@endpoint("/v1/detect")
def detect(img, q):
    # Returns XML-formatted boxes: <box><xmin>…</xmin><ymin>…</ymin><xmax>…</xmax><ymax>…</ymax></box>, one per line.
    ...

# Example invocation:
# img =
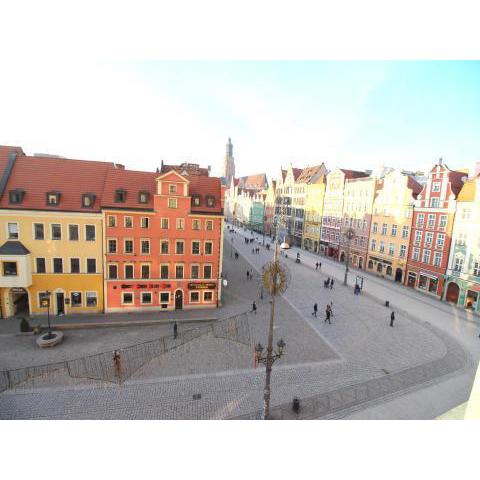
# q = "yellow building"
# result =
<box><xmin>303</xmin><ymin>175</ymin><xmax>326</xmax><ymax>253</ymax></box>
<box><xmin>366</xmin><ymin>170</ymin><xmax>423</xmax><ymax>283</ymax></box>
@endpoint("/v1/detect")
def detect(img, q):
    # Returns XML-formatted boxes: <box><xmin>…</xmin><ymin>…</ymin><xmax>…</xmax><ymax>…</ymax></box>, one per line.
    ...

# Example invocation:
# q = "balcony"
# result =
<box><xmin>0</xmin><ymin>241</ymin><xmax>32</xmax><ymax>288</ymax></box>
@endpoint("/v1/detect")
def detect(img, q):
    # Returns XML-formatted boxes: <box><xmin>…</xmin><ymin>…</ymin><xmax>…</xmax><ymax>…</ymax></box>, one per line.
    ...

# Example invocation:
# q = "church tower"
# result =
<box><xmin>223</xmin><ymin>137</ymin><xmax>235</xmax><ymax>186</ymax></box>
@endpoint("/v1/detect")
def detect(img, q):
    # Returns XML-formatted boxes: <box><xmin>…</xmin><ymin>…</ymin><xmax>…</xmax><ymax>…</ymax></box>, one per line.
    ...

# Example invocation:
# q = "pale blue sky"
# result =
<box><xmin>1</xmin><ymin>61</ymin><xmax>479</xmax><ymax>179</ymax></box>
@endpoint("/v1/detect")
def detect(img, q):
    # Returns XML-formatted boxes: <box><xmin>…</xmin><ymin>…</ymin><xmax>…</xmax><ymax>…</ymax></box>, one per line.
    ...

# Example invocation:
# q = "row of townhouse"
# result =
<box><xmin>224</xmin><ymin>159</ymin><xmax>480</xmax><ymax>314</ymax></box>
<box><xmin>0</xmin><ymin>146</ymin><xmax>224</xmax><ymax>319</ymax></box>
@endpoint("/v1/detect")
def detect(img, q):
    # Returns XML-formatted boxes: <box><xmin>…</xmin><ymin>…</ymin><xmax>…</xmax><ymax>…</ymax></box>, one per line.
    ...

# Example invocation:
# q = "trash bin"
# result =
<box><xmin>385</xmin><ymin>300</ymin><xmax>390</xmax><ymax>307</ymax></box>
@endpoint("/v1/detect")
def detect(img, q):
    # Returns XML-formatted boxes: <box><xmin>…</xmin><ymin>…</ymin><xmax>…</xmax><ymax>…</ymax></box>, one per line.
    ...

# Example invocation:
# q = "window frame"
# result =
<box><xmin>70</xmin><ymin>257</ymin><xmax>80</xmax><ymax>274</ymax></box>
<box><xmin>85</xmin><ymin>224</ymin><xmax>96</xmax><ymax>241</ymax></box>
<box><xmin>122</xmin><ymin>292</ymin><xmax>134</xmax><ymax>305</ymax></box>
<box><xmin>86</xmin><ymin>258</ymin><xmax>97</xmax><ymax>274</ymax></box>
<box><xmin>33</xmin><ymin>222</ymin><xmax>45</xmax><ymax>240</ymax></box>
<box><xmin>68</xmin><ymin>224</ymin><xmax>79</xmax><ymax>241</ymax></box>
<box><xmin>52</xmin><ymin>257</ymin><xmax>63</xmax><ymax>274</ymax></box>
<box><xmin>36</xmin><ymin>257</ymin><xmax>46</xmax><ymax>273</ymax></box>
<box><xmin>51</xmin><ymin>223</ymin><xmax>62</xmax><ymax>241</ymax></box>
<box><xmin>70</xmin><ymin>291</ymin><xmax>83</xmax><ymax>307</ymax></box>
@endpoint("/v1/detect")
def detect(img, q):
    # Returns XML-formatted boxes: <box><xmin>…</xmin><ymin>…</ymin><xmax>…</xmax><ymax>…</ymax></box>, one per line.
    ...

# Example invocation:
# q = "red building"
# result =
<box><xmin>103</xmin><ymin>168</ymin><xmax>224</xmax><ymax>312</ymax></box>
<box><xmin>405</xmin><ymin>160</ymin><xmax>465</xmax><ymax>298</ymax></box>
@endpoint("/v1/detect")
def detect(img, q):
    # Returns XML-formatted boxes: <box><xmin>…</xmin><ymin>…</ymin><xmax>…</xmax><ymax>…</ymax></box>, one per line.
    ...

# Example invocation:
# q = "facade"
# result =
<box><xmin>405</xmin><ymin>161</ymin><xmax>466</xmax><ymax>298</ymax></box>
<box><xmin>302</xmin><ymin>175</ymin><xmax>326</xmax><ymax>252</ymax></box>
<box><xmin>249</xmin><ymin>193</ymin><xmax>266</xmax><ymax>234</ymax></box>
<box><xmin>444</xmin><ymin>176</ymin><xmax>480</xmax><ymax>313</ymax></box>
<box><xmin>263</xmin><ymin>180</ymin><xmax>276</xmax><ymax>237</ymax></box>
<box><xmin>367</xmin><ymin>170</ymin><xmax>422</xmax><ymax>282</ymax></box>
<box><xmin>320</xmin><ymin>169</ymin><xmax>368</xmax><ymax>258</ymax></box>
<box><xmin>340</xmin><ymin>175</ymin><xmax>381</xmax><ymax>270</ymax></box>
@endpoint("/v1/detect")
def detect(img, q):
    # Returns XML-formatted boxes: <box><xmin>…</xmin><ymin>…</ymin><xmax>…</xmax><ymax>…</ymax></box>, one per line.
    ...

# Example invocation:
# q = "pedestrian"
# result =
<box><xmin>252</xmin><ymin>248</ymin><xmax>255</xmax><ymax>254</ymax></box>
<box><xmin>312</xmin><ymin>303</ymin><xmax>318</xmax><ymax>317</ymax></box>
<box><xmin>319</xmin><ymin>262</ymin><xmax>322</xmax><ymax>270</ymax></box>
<box><xmin>330</xmin><ymin>278</ymin><xmax>334</xmax><ymax>289</ymax></box>
<box><xmin>324</xmin><ymin>304</ymin><xmax>331</xmax><ymax>324</ymax></box>
<box><xmin>247</xmin><ymin>270</ymin><xmax>250</xmax><ymax>280</ymax></box>
<box><xmin>315</xmin><ymin>262</ymin><xmax>319</xmax><ymax>270</ymax></box>
<box><xmin>252</xmin><ymin>301</ymin><xmax>257</xmax><ymax>314</ymax></box>
<box><xmin>325</xmin><ymin>277</ymin><xmax>330</xmax><ymax>288</ymax></box>
<box><xmin>173</xmin><ymin>321</ymin><xmax>178</xmax><ymax>339</ymax></box>
<box><xmin>250</xmin><ymin>269</ymin><xmax>253</xmax><ymax>280</ymax></box>
<box><xmin>390</xmin><ymin>311</ymin><xmax>395</xmax><ymax>327</ymax></box>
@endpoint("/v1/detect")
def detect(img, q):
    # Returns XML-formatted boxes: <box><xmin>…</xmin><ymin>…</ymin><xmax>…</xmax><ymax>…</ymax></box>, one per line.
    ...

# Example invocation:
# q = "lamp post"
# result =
<box><xmin>343</xmin><ymin>227</ymin><xmax>355</xmax><ymax>286</ymax></box>
<box><xmin>45</xmin><ymin>290</ymin><xmax>53</xmax><ymax>339</ymax></box>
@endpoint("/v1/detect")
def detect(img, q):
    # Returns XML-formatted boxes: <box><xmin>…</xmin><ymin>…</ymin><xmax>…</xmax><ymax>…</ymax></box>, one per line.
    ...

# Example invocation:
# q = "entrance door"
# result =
<box><xmin>11</xmin><ymin>289</ymin><xmax>29</xmax><ymax>316</ymax></box>
<box><xmin>175</xmin><ymin>290</ymin><xmax>183</xmax><ymax>310</ymax></box>
<box><xmin>446</xmin><ymin>283</ymin><xmax>460</xmax><ymax>304</ymax></box>
<box><xmin>358</xmin><ymin>257</ymin><xmax>363</xmax><ymax>269</ymax></box>
<box><xmin>56</xmin><ymin>292</ymin><xmax>65</xmax><ymax>315</ymax></box>
<box><xmin>395</xmin><ymin>268</ymin><xmax>403</xmax><ymax>282</ymax></box>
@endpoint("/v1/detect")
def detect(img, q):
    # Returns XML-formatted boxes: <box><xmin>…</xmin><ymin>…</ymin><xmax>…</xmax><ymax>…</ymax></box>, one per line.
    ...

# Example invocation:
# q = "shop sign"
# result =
<box><xmin>188</xmin><ymin>283</ymin><xmax>216</xmax><ymax>290</ymax></box>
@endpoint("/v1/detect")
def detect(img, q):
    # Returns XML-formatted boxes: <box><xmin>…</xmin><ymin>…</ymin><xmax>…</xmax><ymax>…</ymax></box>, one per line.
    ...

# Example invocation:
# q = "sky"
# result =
<box><xmin>1</xmin><ymin>61</ymin><xmax>479</xmax><ymax>180</ymax></box>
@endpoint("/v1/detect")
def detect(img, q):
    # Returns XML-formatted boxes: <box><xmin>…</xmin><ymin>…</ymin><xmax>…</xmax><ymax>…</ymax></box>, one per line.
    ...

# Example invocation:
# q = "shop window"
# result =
<box><xmin>160</xmin><ymin>292</ymin><xmax>170</xmax><ymax>304</ymax></box>
<box><xmin>141</xmin><ymin>292</ymin><xmax>152</xmax><ymax>304</ymax></box>
<box><xmin>86</xmin><ymin>292</ymin><xmax>98</xmax><ymax>307</ymax></box>
<box><xmin>122</xmin><ymin>292</ymin><xmax>133</xmax><ymax>304</ymax></box>
<box><xmin>190</xmin><ymin>291</ymin><xmax>200</xmax><ymax>303</ymax></box>
<box><xmin>203</xmin><ymin>291</ymin><xmax>213</xmax><ymax>302</ymax></box>
<box><xmin>71</xmin><ymin>291</ymin><xmax>82</xmax><ymax>307</ymax></box>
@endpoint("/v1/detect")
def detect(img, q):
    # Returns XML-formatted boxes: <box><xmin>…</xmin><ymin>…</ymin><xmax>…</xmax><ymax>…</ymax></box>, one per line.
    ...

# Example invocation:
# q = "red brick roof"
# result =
<box><xmin>292</xmin><ymin>168</ymin><xmax>303</xmax><ymax>180</ymax></box>
<box><xmin>295</xmin><ymin>165</ymin><xmax>324</xmax><ymax>184</ymax></box>
<box><xmin>340</xmin><ymin>169</ymin><xmax>369</xmax><ymax>179</ymax></box>
<box><xmin>406</xmin><ymin>175</ymin><xmax>423</xmax><ymax>197</ymax></box>
<box><xmin>239</xmin><ymin>173</ymin><xmax>267</xmax><ymax>190</ymax></box>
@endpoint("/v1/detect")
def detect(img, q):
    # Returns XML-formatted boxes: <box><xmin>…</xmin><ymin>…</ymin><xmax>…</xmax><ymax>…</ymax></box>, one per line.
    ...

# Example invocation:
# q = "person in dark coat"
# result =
<box><xmin>315</xmin><ymin>262</ymin><xmax>319</xmax><ymax>270</ymax></box>
<box><xmin>325</xmin><ymin>304</ymin><xmax>331</xmax><ymax>324</ymax></box>
<box><xmin>330</xmin><ymin>278</ymin><xmax>334</xmax><ymax>289</ymax></box>
<box><xmin>319</xmin><ymin>262</ymin><xmax>322</xmax><ymax>270</ymax></box>
<box><xmin>312</xmin><ymin>303</ymin><xmax>318</xmax><ymax>317</ymax></box>
<box><xmin>247</xmin><ymin>270</ymin><xmax>250</xmax><ymax>280</ymax></box>
<box><xmin>173</xmin><ymin>321</ymin><xmax>178</xmax><ymax>339</ymax></box>
<box><xmin>390</xmin><ymin>311</ymin><xmax>395</xmax><ymax>327</ymax></box>
<box><xmin>252</xmin><ymin>301</ymin><xmax>257</xmax><ymax>314</ymax></box>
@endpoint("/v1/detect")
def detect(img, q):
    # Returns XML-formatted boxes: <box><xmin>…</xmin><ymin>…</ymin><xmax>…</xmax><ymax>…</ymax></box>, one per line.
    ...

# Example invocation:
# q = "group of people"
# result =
<box><xmin>252</xmin><ymin>246</ymin><xmax>261</xmax><ymax>254</ymax></box>
<box><xmin>246</xmin><ymin>269</ymin><xmax>254</xmax><ymax>281</ymax></box>
<box><xmin>312</xmin><ymin>302</ymin><xmax>334</xmax><ymax>324</ymax></box>
<box><xmin>323</xmin><ymin>277</ymin><xmax>334</xmax><ymax>289</ymax></box>
<box><xmin>315</xmin><ymin>262</ymin><xmax>322</xmax><ymax>270</ymax></box>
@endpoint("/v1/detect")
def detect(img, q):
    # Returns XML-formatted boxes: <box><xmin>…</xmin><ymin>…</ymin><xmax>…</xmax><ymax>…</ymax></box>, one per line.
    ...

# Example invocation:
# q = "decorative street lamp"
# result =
<box><xmin>343</xmin><ymin>227</ymin><xmax>355</xmax><ymax>286</ymax></box>
<box><xmin>255</xmin><ymin>338</ymin><xmax>286</xmax><ymax>365</ymax></box>
<box><xmin>42</xmin><ymin>290</ymin><xmax>54</xmax><ymax>340</ymax></box>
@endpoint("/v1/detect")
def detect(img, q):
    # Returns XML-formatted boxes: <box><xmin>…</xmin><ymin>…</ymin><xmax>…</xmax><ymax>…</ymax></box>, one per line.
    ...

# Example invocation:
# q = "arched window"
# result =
<box><xmin>368</xmin><ymin>260</ymin><xmax>373</xmax><ymax>269</ymax></box>
<box><xmin>386</xmin><ymin>266</ymin><xmax>392</xmax><ymax>276</ymax></box>
<box><xmin>377</xmin><ymin>263</ymin><xmax>383</xmax><ymax>273</ymax></box>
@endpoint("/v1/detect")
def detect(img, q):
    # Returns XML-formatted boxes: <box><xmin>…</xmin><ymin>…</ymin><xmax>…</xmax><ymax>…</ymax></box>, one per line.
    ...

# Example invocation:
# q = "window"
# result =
<box><xmin>414</xmin><ymin>230</ymin><xmax>422</xmax><ymax>244</ymax></box>
<box><xmin>3</xmin><ymin>262</ymin><xmax>17</xmax><ymax>276</ymax></box>
<box><xmin>36</xmin><ymin>257</ymin><xmax>46</xmax><ymax>273</ymax></box>
<box><xmin>422</xmin><ymin>249</ymin><xmax>431</xmax><ymax>264</ymax></box>
<box><xmin>439</xmin><ymin>215</ymin><xmax>447</xmax><ymax>229</ymax></box>
<box><xmin>399</xmin><ymin>245</ymin><xmax>407</xmax><ymax>258</ymax></box>
<box><xmin>141</xmin><ymin>239</ymin><xmax>150</xmax><ymax>254</ymax></box>
<box><xmin>82</xmin><ymin>193</ymin><xmax>96</xmax><ymax>208</ymax></box>
<box><xmin>71</xmin><ymin>292</ymin><xmax>82</xmax><ymax>307</ymax></box>
<box><xmin>122</xmin><ymin>292</ymin><xmax>133</xmax><ymax>304</ymax></box>
<box><xmin>431</xmin><ymin>198</ymin><xmax>439</xmax><ymax>208</ymax></box>
<box><xmin>391</xmin><ymin>224</ymin><xmax>397</xmax><ymax>237</ymax></box>
<box><xmin>175</xmin><ymin>265</ymin><xmax>184</xmax><ymax>279</ymax></box>
<box><xmin>381</xmin><ymin>223</ymin><xmax>387</xmax><ymax>235</ymax></box>
<box><xmin>454</xmin><ymin>256</ymin><xmax>464</xmax><ymax>272</ymax></box>
<box><xmin>53</xmin><ymin>258</ymin><xmax>63</xmax><ymax>273</ymax></box>
<box><xmin>160</xmin><ymin>292</ymin><xmax>170</xmax><ymax>304</ymax></box>
<box><xmin>68</xmin><ymin>224</ymin><xmax>78</xmax><ymax>241</ymax></box>
<box><xmin>138</xmin><ymin>191</ymin><xmax>149</xmax><ymax>204</ymax></box>
<box><xmin>373</xmin><ymin>223</ymin><xmax>378</xmax><ymax>234</ymax></box>
<box><xmin>427</xmin><ymin>214</ymin><xmax>435</xmax><ymax>228</ymax></box>
<box><xmin>206</xmin><ymin>196</ymin><xmax>215</xmax><ymax>207</ymax></box>
<box><xmin>160</xmin><ymin>265</ymin><xmax>169</xmax><ymax>279</ymax></box>
<box><xmin>425</xmin><ymin>232</ymin><xmax>433</xmax><ymax>246</ymax></box>
<box><xmin>206</xmin><ymin>220</ymin><xmax>213</xmax><ymax>231</ymax></box>
<box><xmin>417</xmin><ymin>214</ymin><xmax>424</xmax><ymax>227</ymax></box>
<box><xmin>141</xmin><ymin>264</ymin><xmax>150</xmax><ymax>279</ymax></box>
<box><xmin>115</xmin><ymin>189</ymin><xmax>126</xmax><ymax>203</ymax></box>
<box><xmin>141</xmin><ymin>217</ymin><xmax>149</xmax><ymax>229</ymax></box>
<box><xmin>412</xmin><ymin>247</ymin><xmax>420</xmax><ymax>261</ymax></box>
<box><xmin>87</xmin><ymin>258</ymin><xmax>97</xmax><ymax>274</ymax></box>
<box><xmin>190</xmin><ymin>291</ymin><xmax>200</xmax><ymax>303</ymax></box>
<box><xmin>175</xmin><ymin>240</ymin><xmax>184</xmax><ymax>254</ymax></box>
<box><xmin>86</xmin><ymin>292</ymin><xmax>97</xmax><ymax>307</ymax></box>
<box><xmin>124</xmin><ymin>216</ymin><xmax>133</xmax><ymax>228</ymax></box>
<box><xmin>7</xmin><ymin>222</ymin><xmax>19</xmax><ymax>239</ymax></box>
<box><xmin>371</xmin><ymin>239</ymin><xmax>376</xmax><ymax>251</ymax></box>
<box><xmin>46</xmin><ymin>191</ymin><xmax>60</xmax><ymax>205</ymax></box>
<box><xmin>203</xmin><ymin>291</ymin><xmax>213</xmax><ymax>302</ymax></box>
<box><xmin>176</xmin><ymin>218</ymin><xmax>184</xmax><ymax>230</ymax></box>
<box><xmin>34</xmin><ymin>223</ymin><xmax>45</xmax><ymax>240</ymax></box>
<box><xmin>125</xmin><ymin>264</ymin><xmax>134</xmax><ymax>279</ymax></box>
<box><xmin>108</xmin><ymin>239</ymin><xmax>117</xmax><ymax>253</ymax></box>
<box><xmin>402</xmin><ymin>225</ymin><xmax>409</xmax><ymax>239</ymax></box>
<box><xmin>203</xmin><ymin>265</ymin><xmax>212</xmax><ymax>279</ymax></box>
<box><xmin>124</xmin><ymin>239</ymin><xmax>134</xmax><ymax>254</ymax></box>
<box><xmin>70</xmin><ymin>258</ymin><xmax>80</xmax><ymax>273</ymax></box>
<box><xmin>85</xmin><ymin>225</ymin><xmax>96</xmax><ymax>241</ymax></box>
<box><xmin>192</xmin><ymin>219</ymin><xmax>200</xmax><ymax>230</ymax></box>
<box><xmin>204</xmin><ymin>241</ymin><xmax>213</xmax><ymax>255</ymax></box>
<box><xmin>38</xmin><ymin>292</ymin><xmax>50</xmax><ymax>308</ymax></box>
<box><xmin>433</xmin><ymin>252</ymin><xmax>443</xmax><ymax>267</ymax></box>
<box><xmin>108</xmin><ymin>215</ymin><xmax>116</xmax><ymax>227</ymax></box>
<box><xmin>169</xmin><ymin>184</ymin><xmax>177</xmax><ymax>194</ymax></box>
<box><xmin>457</xmin><ymin>234</ymin><xmax>467</xmax><ymax>246</ymax></box>
<box><xmin>379</xmin><ymin>241</ymin><xmax>385</xmax><ymax>253</ymax></box>
<box><xmin>388</xmin><ymin>243</ymin><xmax>395</xmax><ymax>256</ymax></box>
<box><xmin>191</xmin><ymin>265</ymin><xmax>199</xmax><ymax>279</ymax></box>
<box><xmin>141</xmin><ymin>292</ymin><xmax>152</xmax><ymax>304</ymax></box>
<box><xmin>473</xmin><ymin>261</ymin><xmax>480</xmax><ymax>277</ymax></box>
<box><xmin>8</xmin><ymin>189</ymin><xmax>25</xmax><ymax>204</ymax></box>
<box><xmin>192</xmin><ymin>195</ymin><xmax>201</xmax><ymax>207</ymax></box>
<box><xmin>160</xmin><ymin>241</ymin><xmax>169</xmax><ymax>254</ymax></box>
<box><xmin>168</xmin><ymin>198</ymin><xmax>177</xmax><ymax>208</ymax></box>
<box><xmin>108</xmin><ymin>264</ymin><xmax>118</xmax><ymax>279</ymax></box>
<box><xmin>52</xmin><ymin>224</ymin><xmax>62</xmax><ymax>240</ymax></box>
<box><xmin>192</xmin><ymin>241</ymin><xmax>200</xmax><ymax>255</ymax></box>
<box><xmin>161</xmin><ymin>218</ymin><xmax>169</xmax><ymax>229</ymax></box>
<box><xmin>432</xmin><ymin>182</ymin><xmax>441</xmax><ymax>192</ymax></box>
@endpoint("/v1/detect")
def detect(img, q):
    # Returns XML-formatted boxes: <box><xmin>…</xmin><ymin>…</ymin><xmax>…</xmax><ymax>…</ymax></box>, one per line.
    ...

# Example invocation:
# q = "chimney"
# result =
<box><xmin>438</xmin><ymin>157</ymin><xmax>443</xmax><ymax>165</ymax></box>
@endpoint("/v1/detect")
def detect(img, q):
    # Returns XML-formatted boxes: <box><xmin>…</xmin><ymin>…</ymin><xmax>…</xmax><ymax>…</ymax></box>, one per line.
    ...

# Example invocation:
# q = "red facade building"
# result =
<box><xmin>405</xmin><ymin>161</ymin><xmax>465</xmax><ymax>298</ymax></box>
<box><xmin>103</xmin><ymin>168</ymin><xmax>224</xmax><ymax>312</ymax></box>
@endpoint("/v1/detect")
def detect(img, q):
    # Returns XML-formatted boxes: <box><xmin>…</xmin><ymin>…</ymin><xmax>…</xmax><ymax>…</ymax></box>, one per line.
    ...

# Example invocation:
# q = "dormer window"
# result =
<box><xmin>115</xmin><ymin>189</ymin><xmax>127</xmax><ymax>203</ymax></box>
<box><xmin>82</xmin><ymin>193</ymin><xmax>96</xmax><ymax>208</ymax></box>
<box><xmin>46</xmin><ymin>191</ymin><xmax>61</xmax><ymax>206</ymax></box>
<box><xmin>138</xmin><ymin>191</ymin><xmax>149</xmax><ymax>204</ymax></box>
<box><xmin>192</xmin><ymin>195</ymin><xmax>201</xmax><ymax>207</ymax></box>
<box><xmin>206</xmin><ymin>196</ymin><xmax>215</xmax><ymax>207</ymax></box>
<box><xmin>8</xmin><ymin>189</ymin><xmax>25</xmax><ymax>204</ymax></box>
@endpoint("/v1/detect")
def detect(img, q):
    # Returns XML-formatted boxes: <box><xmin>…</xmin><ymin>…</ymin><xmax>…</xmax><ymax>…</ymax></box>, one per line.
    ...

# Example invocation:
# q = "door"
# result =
<box><xmin>56</xmin><ymin>292</ymin><xmax>65</xmax><ymax>315</ymax></box>
<box><xmin>175</xmin><ymin>290</ymin><xmax>183</xmax><ymax>310</ymax></box>
<box><xmin>445</xmin><ymin>282</ymin><xmax>460</xmax><ymax>304</ymax></box>
<box><xmin>395</xmin><ymin>268</ymin><xmax>403</xmax><ymax>282</ymax></box>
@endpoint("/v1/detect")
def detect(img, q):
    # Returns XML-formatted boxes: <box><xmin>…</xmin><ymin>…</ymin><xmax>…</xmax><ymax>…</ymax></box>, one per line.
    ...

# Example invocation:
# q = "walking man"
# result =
<box><xmin>315</xmin><ymin>262</ymin><xmax>319</xmax><ymax>270</ymax></box>
<box><xmin>247</xmin><ymin>270</ymin><xmax>250</xmax><ymax>281</ymax></box>
<box><xmin>250</xmin><ymin>269</ymin><xmax>253</xmax><ymax>280</ymax></box>
<box><xmin>319</xmin><ymin>262</ymin><xmax>322</xmax><ymax>270</ymax></box>
<box><xmin>330</xmin><ymin>278</ymin><xmax>334</xmax><ymax>289</ymax></box>
<box><xmin>312</xmin><ymin>303</ymin><xmax>318</xmax><ymax>317</ymax></box>
<box><xmin>173</xmin><ymin>321</ymin><xmax>178</xmax><ymax>339</ymax></box>
<box><xmin>252</xmin><ymin>301</ymin><xmax>257</xmax><ymax>314</ymax></box>
<box><xmin>325</xmin><ymin>304</ymin><xmax>331</xmax><ymax>324</ymax></box>
<box><xmin>390</xmin><ymin>311</ymin><xmax>395</xmax><ymax>327</ymax></box>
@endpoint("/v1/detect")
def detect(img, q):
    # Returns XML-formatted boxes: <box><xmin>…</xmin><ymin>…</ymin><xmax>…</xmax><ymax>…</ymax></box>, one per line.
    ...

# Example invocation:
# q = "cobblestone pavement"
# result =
<box><xmin>0</xmin><ymin>225</ymin><xmax>478</xmax><ymax>419</ymax></box>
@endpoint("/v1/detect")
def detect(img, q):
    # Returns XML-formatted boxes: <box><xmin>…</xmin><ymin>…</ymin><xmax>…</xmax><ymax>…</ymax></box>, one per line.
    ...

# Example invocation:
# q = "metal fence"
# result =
<box><xmin>0</xmin><ymin>311</ymin><xmax>252</xmax><ymax>393</ymax></box>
